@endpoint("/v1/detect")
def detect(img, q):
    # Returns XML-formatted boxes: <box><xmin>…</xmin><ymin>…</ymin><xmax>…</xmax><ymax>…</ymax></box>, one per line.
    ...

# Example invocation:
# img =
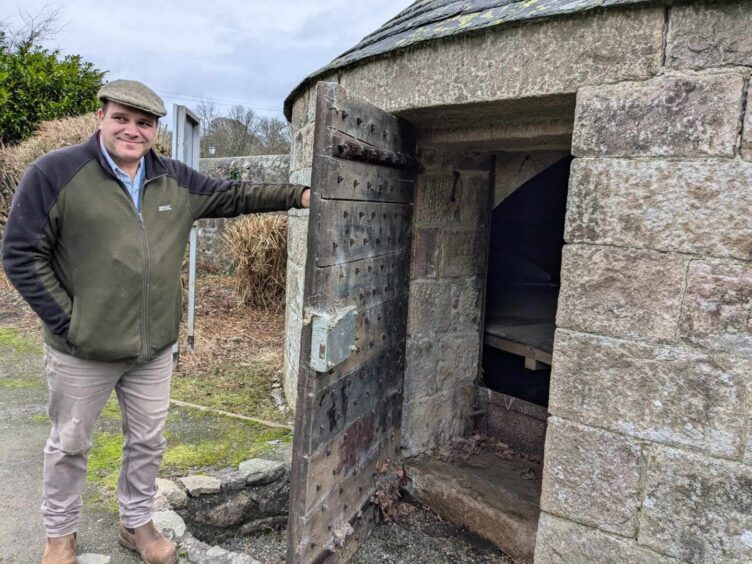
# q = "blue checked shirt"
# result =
<box><xmin>99</xmin><ymin>135</ymin><xmax>145</xmax><ymax>211</ymax></box>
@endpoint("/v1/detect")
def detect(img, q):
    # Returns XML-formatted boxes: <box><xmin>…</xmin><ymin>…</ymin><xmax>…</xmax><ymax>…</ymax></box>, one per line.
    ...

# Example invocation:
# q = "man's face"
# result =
<box><xmin>97</xmin><ymin>101</ymin><xmax>157</xmax><ymax>167</ymax></box>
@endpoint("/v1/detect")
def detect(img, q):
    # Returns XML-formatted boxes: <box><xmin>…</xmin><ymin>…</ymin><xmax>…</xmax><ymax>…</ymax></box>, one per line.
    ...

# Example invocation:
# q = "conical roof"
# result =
<box><xmin>284</xmin><ymin>0</ymin><xmax>653</xmax><ymax>119</ymax></box>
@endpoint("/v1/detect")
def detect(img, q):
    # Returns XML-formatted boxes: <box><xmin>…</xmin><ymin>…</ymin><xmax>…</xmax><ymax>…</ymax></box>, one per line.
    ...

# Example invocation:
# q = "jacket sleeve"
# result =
<box><xmin>176</xmin><ymin>161</ymin><xmax>307</xmax><ymax>220</ymax></box>
<box><xmin>1</xmin><ymin>165</ymin><xmax>72</xmax><ymax>336</ymax></box>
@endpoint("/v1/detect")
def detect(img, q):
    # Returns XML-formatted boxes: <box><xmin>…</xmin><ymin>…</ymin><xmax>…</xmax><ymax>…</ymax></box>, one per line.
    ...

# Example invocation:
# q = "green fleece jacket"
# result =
<box><xmin>2</xmin><ymin>132</ymin><xmax>306</xmax><ymax>362</ymax></box>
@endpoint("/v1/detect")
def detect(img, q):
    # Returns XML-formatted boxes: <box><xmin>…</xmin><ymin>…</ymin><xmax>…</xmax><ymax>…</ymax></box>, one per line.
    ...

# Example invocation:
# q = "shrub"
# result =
<box><xmin>0</xmin><ymin>38</ymin><xmax>105</xmax><ymax>145</ymax></box>
<box><xmin>223</xmin><ymin>214</ymin><xmax>288</xmax><ymax>312</ymax></box>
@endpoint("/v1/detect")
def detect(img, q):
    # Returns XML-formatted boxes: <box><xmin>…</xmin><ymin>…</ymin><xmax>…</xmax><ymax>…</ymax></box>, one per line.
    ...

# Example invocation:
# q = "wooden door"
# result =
<box><xmin>287</xmin><ymin>82</ymin><xmax>417</xmax><ymax>563</ymax></box>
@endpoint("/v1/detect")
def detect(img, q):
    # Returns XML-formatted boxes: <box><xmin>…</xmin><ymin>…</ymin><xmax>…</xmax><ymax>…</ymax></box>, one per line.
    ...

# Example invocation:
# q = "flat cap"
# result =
<box><xmin>97</xmin><ymin>79</ymin><xmax>167</xmax><ymax>117</ymax></box>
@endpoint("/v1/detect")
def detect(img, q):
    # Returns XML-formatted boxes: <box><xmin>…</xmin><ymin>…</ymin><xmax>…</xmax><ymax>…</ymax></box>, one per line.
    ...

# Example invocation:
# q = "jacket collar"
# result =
<box><xmin>88</xmin><ymin>131</ymin><xmax>168</xmax><ymax>181</ymax></box>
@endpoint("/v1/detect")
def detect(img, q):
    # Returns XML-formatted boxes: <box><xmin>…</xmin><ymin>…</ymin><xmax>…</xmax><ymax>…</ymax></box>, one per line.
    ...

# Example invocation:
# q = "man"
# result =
<box><xmin>1</xmin><ymin>79</ymin><xmax>310</xmax><ymax>564</ymax></box>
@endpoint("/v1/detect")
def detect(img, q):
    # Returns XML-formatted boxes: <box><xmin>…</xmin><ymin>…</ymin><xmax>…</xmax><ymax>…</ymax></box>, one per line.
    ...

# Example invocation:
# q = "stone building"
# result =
<box><xmin>281</xmin><ymin>1</ymin><xmax>752</xmax><ymax>561</ymax></box>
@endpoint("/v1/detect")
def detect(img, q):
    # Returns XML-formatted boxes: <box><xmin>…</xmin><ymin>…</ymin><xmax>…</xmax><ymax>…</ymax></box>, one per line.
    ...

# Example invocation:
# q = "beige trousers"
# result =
<box><xmin>42</xmin><ymin>344</ymin><xmax>173</xmax><ymax>537</ymax></box>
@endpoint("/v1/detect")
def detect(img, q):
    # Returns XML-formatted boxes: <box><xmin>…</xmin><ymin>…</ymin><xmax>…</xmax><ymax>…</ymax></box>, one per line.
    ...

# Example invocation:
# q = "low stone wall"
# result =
<box><xmin>197</xmin><ymin>155</ymin><xmax>291</xmax><ymax>272</ymax></box>
<box><xmin>150</xmin><ymin>458</ymin><xmax>290</xmax><ymax>563</ymax></box>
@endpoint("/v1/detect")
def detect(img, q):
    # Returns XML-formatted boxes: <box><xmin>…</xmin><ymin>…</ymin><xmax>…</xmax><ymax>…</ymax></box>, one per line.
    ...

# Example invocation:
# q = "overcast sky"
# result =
<box><xmin>1</xmin><ymin>1</ymin><xmax>412</xmax><ymax>125</ymax></box>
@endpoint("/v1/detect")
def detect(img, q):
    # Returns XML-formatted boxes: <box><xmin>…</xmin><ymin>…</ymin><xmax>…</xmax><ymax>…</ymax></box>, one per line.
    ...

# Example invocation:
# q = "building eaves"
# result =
<box><xmin>284</xmin><ymin>0</ymin><xmax>656</xmax><ymax>120</ymax></box>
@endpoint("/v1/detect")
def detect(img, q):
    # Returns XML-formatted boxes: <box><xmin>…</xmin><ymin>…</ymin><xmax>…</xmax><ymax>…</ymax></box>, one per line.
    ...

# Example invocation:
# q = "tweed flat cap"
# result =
<box><xmin>97</xmin><ymin>79</ymin><xmax>167</xmax><ymax>117</ymax></box>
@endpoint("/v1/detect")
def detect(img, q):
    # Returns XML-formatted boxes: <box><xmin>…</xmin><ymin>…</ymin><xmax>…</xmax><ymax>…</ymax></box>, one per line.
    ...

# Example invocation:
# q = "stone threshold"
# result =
<box><xmin>404</xmin><ymin>449</ymin><xmax>542</xmax><ymax>562</ymax></box>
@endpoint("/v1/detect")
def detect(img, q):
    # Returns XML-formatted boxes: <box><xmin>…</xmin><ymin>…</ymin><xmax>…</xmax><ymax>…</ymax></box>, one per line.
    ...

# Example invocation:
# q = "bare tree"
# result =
<box><xmin>194</xmin><ymin>98</ymin><xmax>218</xmax><ymax>137</ymax></box>
<box><xmin>5</xmin><ymin>4</ymin><xmax>65</xmax><ymax>48</ymax></box>
<box><xmin>256</xmin><ymin>116</ymin><xmax>291</xmax><ymax>155</ymax></box>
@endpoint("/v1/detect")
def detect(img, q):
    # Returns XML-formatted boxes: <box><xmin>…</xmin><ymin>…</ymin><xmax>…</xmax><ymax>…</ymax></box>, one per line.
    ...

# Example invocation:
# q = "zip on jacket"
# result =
<box><xmin>1</xmin><ymin>132</ymin><xmax>306</xmax><ymax>363</ymax></box>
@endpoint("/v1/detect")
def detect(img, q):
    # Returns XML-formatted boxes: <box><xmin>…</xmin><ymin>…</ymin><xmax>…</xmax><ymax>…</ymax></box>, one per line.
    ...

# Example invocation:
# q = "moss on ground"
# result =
<box><xmin>0</xmin><ymin>376</ymin><xmax>39</xmax><ymax>389</ymax></box>
<box><xmin>29</xmin><ymin>413</ymin><xmax>49</xmax><ymax>424</ymax></box>
<box><xmin>84</xmin><ymin>400</ymin><xmax>291</xmax><ymax>514</ymax></box>
<box><xmin>171</xmin><ymin>362</ymin><xmax>286</xmax><ymax>423</ymax></box>
<box><xmin>0</xmin><ymin>326</ymin><xmax>43</xmax><ymax>354</ymax></box>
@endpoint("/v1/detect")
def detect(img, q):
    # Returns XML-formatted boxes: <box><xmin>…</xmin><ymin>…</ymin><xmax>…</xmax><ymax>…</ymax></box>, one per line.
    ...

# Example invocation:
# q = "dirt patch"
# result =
<box><xmin>172</xmin><ymin>272</ymin><xmax>290</xmax><ymax>423</ymax></box>
<box><xmin>222</xmin><ymin>495</ymin><xmax>510</xmax><ymax>563</ymax></box>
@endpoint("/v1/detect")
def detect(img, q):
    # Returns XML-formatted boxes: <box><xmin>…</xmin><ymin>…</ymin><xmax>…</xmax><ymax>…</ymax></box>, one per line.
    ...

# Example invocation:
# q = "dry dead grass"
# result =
<box><xmin>0</xmin><ymin>263</ymin><xmax>288</xmax><ymax>421</ymax></box>
<box><xmin>0</xmin><ymin>113</ymin><xmax>171</xmax><ymax>229</ymax></box>
<box><xmin>224</xmin><ymin>214</ymin><xmax>288</xmax><ymax>313</ymax></box>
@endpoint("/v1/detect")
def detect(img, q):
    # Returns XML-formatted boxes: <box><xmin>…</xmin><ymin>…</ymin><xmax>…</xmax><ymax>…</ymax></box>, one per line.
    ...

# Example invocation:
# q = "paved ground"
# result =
<box><xmin>0</xmin><ymin>335</ymin><xmax>507</xmax><ymax>564</ymax></box>
<box><xmin>0</xmin><ymin>338</ymin><xmax>142</xmax><ymax>564</ymax></box>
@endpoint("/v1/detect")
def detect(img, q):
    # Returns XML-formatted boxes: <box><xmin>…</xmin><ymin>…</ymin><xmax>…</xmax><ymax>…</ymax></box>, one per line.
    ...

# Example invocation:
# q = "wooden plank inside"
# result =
<box><xmin>484</xmin><ymin>317</ymin><xmax>555</xmax><ymax>366</ymax></box>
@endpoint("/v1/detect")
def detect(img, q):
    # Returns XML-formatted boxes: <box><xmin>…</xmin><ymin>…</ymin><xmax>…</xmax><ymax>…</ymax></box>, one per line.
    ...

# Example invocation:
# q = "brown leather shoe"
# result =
<box><xmin>118</xmin><ymin>521</ymin><xmax>177</xmax><ymax>564</ymax></box>
<box><xmin>41</xmin><ymin>533</ymin><xmax>76</xmax><ymax>564</ymax></box>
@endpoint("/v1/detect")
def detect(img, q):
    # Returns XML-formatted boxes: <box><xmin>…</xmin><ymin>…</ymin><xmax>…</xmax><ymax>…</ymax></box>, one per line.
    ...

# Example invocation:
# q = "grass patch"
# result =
<box><xmin>84</xmin><ymin>403</ymin><xmax>291</xmax><ymax>513</ymax></box>
<box><xmin>85</xmin><ymin>431</ymin><xmax>123</xmax><ymax>514</ymax></box>
<box><xmin>0</xmin><ymin>326</ymin><xmax>42</xmax><ymax>354</ymax></box>
<box><xmin>0</xmin><ymin>376</ymin><xmax>40</xmax><ymax>389</ymax></box>
<box><xmin>171</xmin><ymin>361</ymin><xmax>285</xmax><ymax>423</ymax></box>
<box><xmin>29</xmin><ymin>413</ymin><xmax>49</xmax><ymax>424</ymax></box>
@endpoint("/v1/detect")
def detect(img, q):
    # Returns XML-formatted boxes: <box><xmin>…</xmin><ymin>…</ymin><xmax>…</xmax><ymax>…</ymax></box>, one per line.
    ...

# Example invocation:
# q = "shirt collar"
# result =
<box><xmin>99</xmin><ymin>134</ymin><xmax>144</xmax><ymax>182</ymax></box>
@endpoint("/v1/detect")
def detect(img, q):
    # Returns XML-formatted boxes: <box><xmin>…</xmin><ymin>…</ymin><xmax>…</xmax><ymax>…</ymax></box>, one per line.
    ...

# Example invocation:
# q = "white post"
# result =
<box><xmin>171</xmin><ymin>104</ymin><xmax>201</xmax><ymax>363</ymax></box>
<box><xmin>187</xmin><ymin>224</ymin><xmax>198</xmax><ymax>350</ymax></box>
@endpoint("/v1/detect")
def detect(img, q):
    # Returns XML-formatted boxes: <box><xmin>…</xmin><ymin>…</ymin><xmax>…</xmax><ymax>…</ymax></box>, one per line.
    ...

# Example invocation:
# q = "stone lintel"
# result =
<box><xmin>336</xmin><ymin>6</ymin><xmax>663</xmax><ymax>116</ymax></box>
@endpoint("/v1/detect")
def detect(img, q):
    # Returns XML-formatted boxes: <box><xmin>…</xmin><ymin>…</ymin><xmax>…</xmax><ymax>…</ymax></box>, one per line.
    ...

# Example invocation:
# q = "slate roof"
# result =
<box><xmin>284</xmin><ymin>0</ymin><xmax>655</xmax><ymax>119</ymax></box>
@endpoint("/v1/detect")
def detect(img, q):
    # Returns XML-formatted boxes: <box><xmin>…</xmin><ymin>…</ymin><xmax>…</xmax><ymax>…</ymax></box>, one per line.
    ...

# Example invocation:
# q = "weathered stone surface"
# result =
<box><xmin>236</xmin><ymin>515</ymin><xmax>288</xmax><ymax>536</ymax></box>
<box><xmin>289</xmin><ymin>167</ymin><xmax>311</xmax><ymax>186</ymax></box>
<box><xmin>179</xmin><ymin>533</ymin><xmax>260</xmax><ymax>564</ymax></box>
<box><xmin>414</xmin><ymin>171</ymin><xmax>463</xmax><ymax>227</ymax></box>
<box><xmin>405</xmin><ymin>332</ymin><xmax>479</xmax><ymax>402</ymax></box>
<box><xmin>556</xmin><ymin>245</ymin><xmax>686</xmax><ymax>341</ymax></box>
<box><xmin>449</xmin><ymin>277</ymin><xmax>482</xmax><ymax>332</ymax></box>
<box><xmin>153</xmin><ymin>510</ymin><xmax>186</xmax><ymax>541</ymax></box>
<box><xmin>156</xmin><ymin>477</ymin><xmax>187</xmax><ymax>509</ymax></box>
<box><xmin>401</xmin><ymin>385</ymin><xmax>474</xmax><ymax>457</ymax></box>
<box><xmin>179</xmin><ymin>475</ymin><xmax>221</xmax><ymax>497</ymax></box>
<box><xmin>440</xmin><ymin>229</ymin><xmax>483</xmax><ymax>278</ymax></box>
<box><xmin>153</xmin><ymin>495</ymin><xmax>170</xmax><ymax>512</ymax></box>
<box><xmin>237</xmin><ymin>458</ymin><xmax>286</xmax><ymax>486</ymax></box>
<box><xmin>337</xmin><ymin>6</ymin><xmax>663</xmax><ymax>113</ymax></box>
<box><xmin>76</xmin><ymin>555</ymin><xmax>111</xmax><ymax>564</ymax></box>
<box><xmin>572</xmin><ymin>73</ymin><xmax>745</xmax><ymax>158</ymax></box>
<box><xmin>290</xmin><ymin>122</ymin><xmax>315</xmax><ymax>173</ymax></box>
<box><xmin>639</xmin><ymin>446</ymin><xmax>752</xmax><ymax>562</ymax></box>
<box><xmin>667</xmin><ymin>3</ymin><xmax>752</xmax><ymax>70</ymax></box>
<box><xmin>550</xmin><ymin>330</ymin><xmax>752</xmax><ymax>458</ymax></box>
<box><xmin>411</xmin><ymin>228</ymin><xmax>441</xmax><ymax>278</ymax></box>
<box><xmin>495</xmin><ymin>151</ymin><xmax>569</xmax><ymax>206</ymax></box>
<box><xmin>286</xmin><ymin>209</ymin><xmax>309</xmax><ymax>267</ymax></box>
<box><xmin>283</xmin><ymin>305</ymin><xmax>302</xmax><ymax>410</ymax></box>
<box><xmin>199</xmin><ymin>155</ymin><xmax>290</xmax><ymax>183</ymax></box>
<box><xmin>216</xmin><ymin>469</ymin><xmax>247</xmax><ymax>492</ymax></box>
<box><xmin>566</xmin><ymin>158</ymin><xmax>752</xmax><ymax>260</ymax></box>
<box><xmin>198</xmin><ymin>491</ymin><xmax>253</xmax><ymax>528</ymax></box>
<box><xmin>679</xmin><ymin>260</ymin><xmax>752</xmax><ymax>358</ymax></box>
<box><xmin>744</xmin><ymin>88</ymin><xmax>752</xmax><ymax>162</ymax></box>
<box><xmin>408</xmin><ymin>279</ymin><xmax>452</xmax><ymax>334</ymax></box>
<box><xmin>540</xmin><ymin>417</ymin><xmax>642</xmax><ymax>537</ymax></box>
<box><xmin>534</xmin><ymin>513</ymin><xmax>679</xmax><ymax>563</ymax></box>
